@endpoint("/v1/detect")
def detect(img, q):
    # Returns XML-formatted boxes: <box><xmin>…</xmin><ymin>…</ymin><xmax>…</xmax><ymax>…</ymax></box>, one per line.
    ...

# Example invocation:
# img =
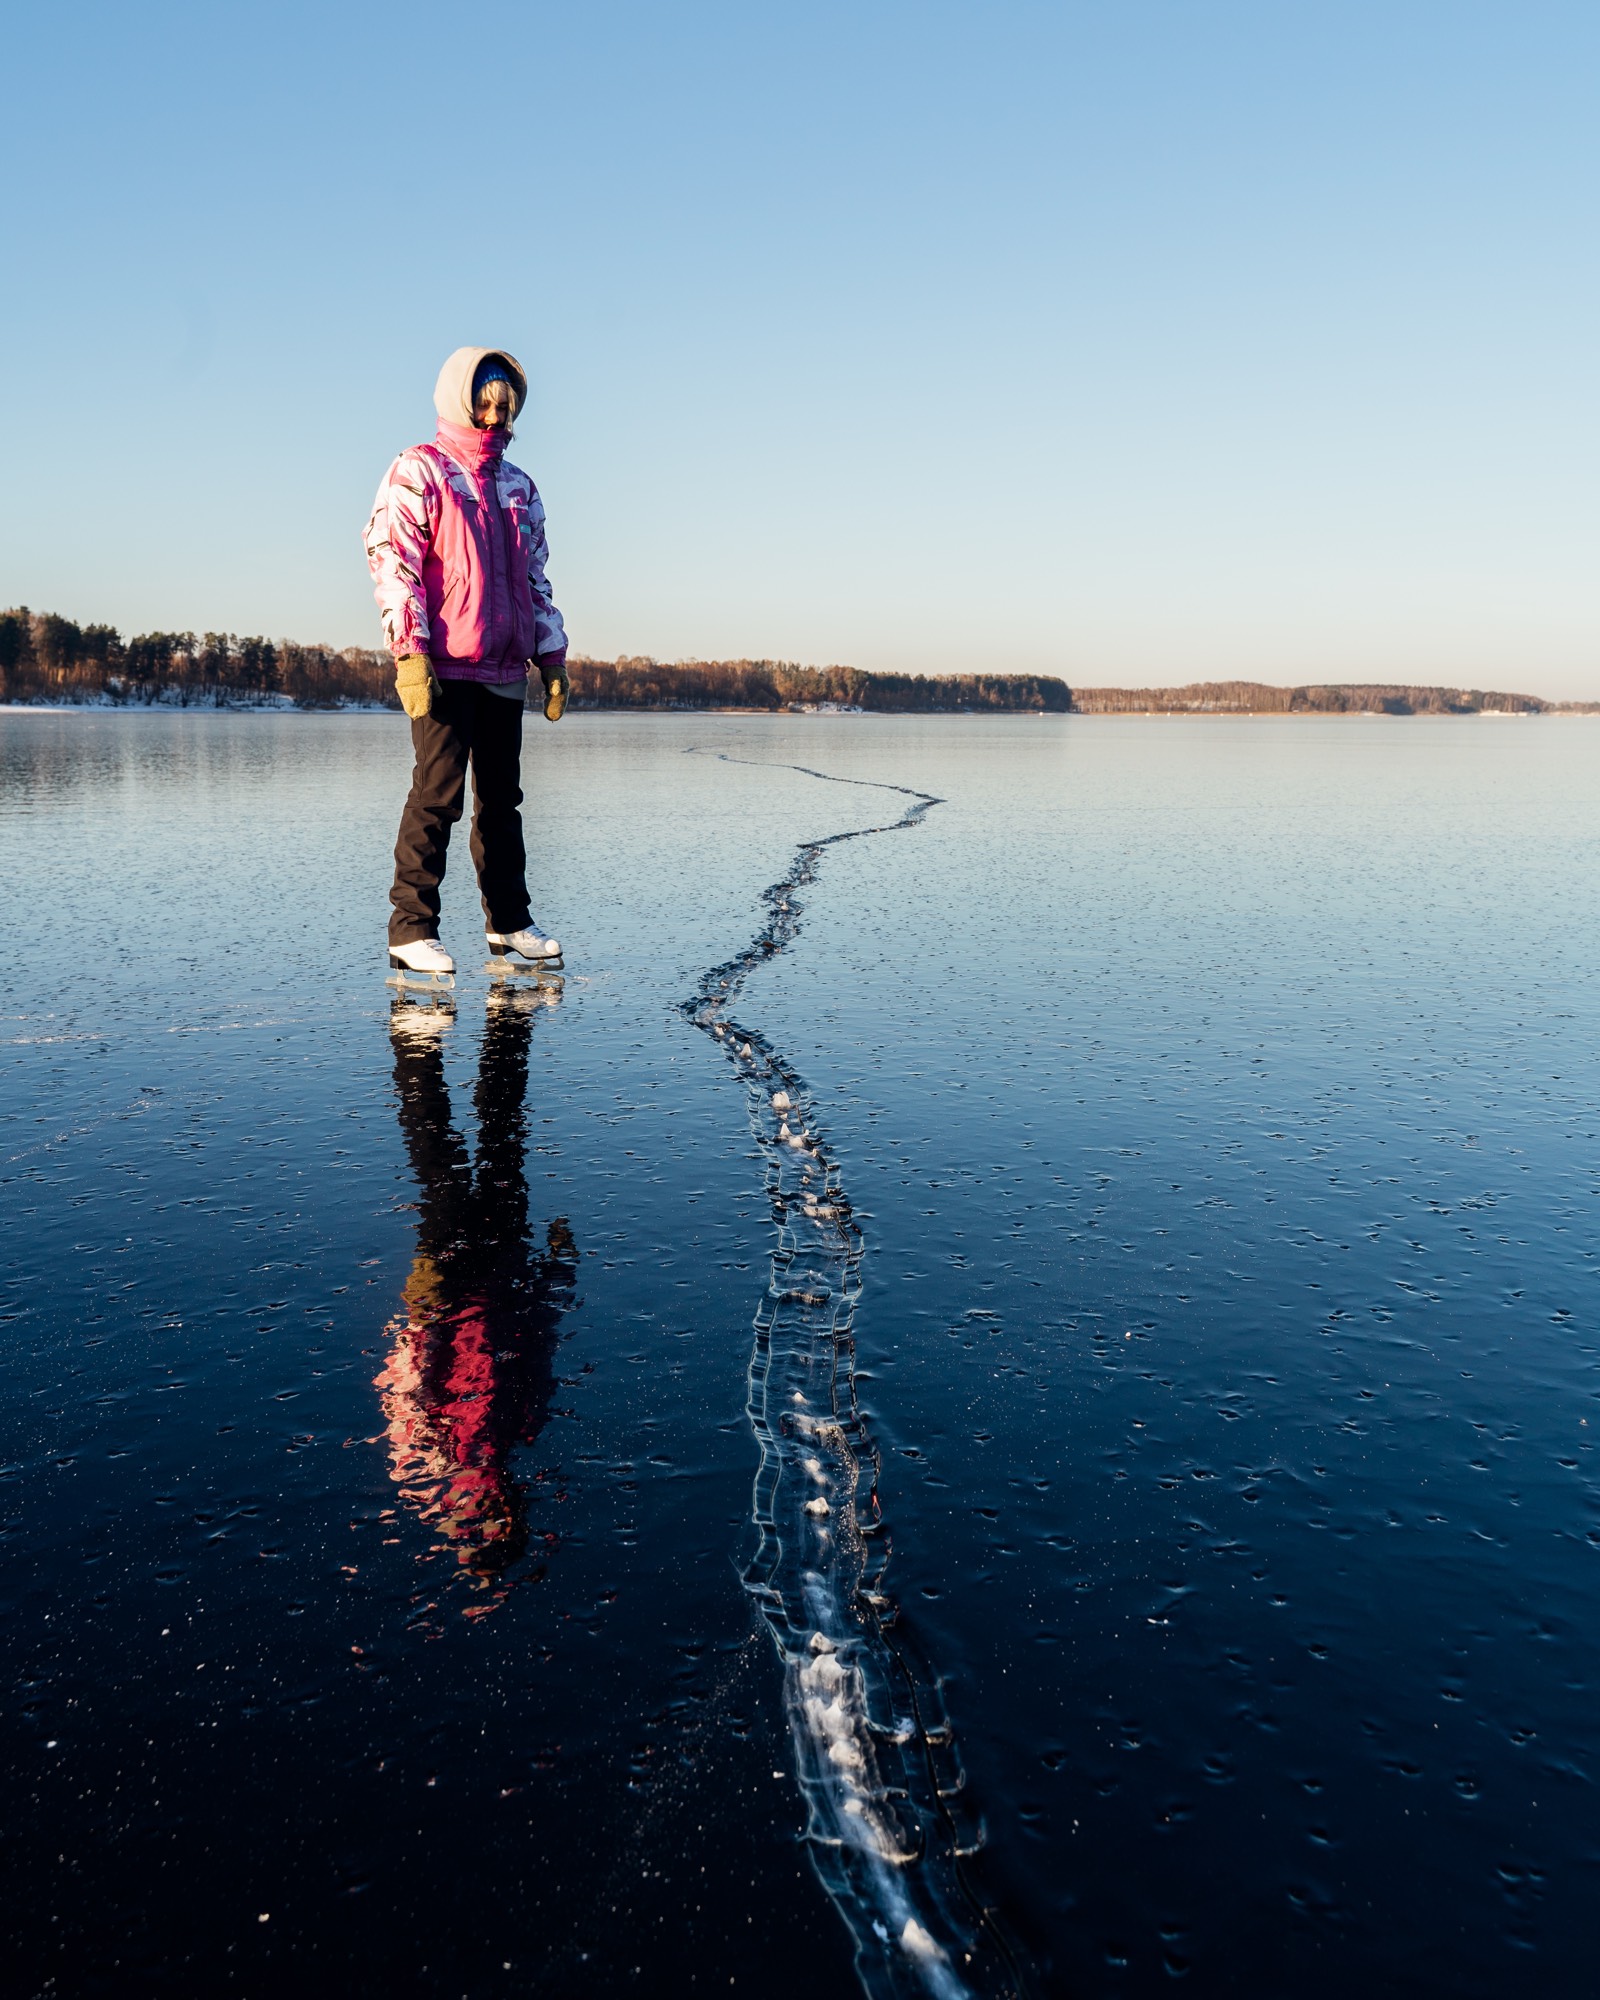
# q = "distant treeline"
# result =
<box><xmin>4</xmin><ymin>609</ymin><xmax>1593</xmax><ymax>718</ymax></box>
<box><xmin>0</xmin><ymin>608</ymin><xmax>392</xmax><ymax>708</ymax></box>
<box><xmin>1071</xmin><ymin>680</ymin><xmax>1599</xmax><ymax>715</ymax></box>
<box><xmin>570</xmin><ymin>655</ymin><xmax>1070</xmax><ymax>711</ymax></box>
<box><xmin>0</xmin><ymin>609</ymin><xmax>1070</xmax><ymax>713</ymax></box>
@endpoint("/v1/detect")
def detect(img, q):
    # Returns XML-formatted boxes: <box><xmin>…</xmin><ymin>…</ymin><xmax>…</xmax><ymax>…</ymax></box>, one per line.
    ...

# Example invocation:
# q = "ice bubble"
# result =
<box><xmin>771</xmin><ymin>1090</ymin><xmax>792</xmax><ymax>1111</ymax></box>
<box><xmin>805</xmin><ymin>1497</ymin><xmax>830</xmax><ymax>1516</ymax></box>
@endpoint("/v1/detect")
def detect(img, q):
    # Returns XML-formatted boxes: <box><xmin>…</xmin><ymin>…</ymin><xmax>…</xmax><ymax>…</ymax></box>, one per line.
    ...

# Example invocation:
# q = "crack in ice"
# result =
<box><xmin>682</xmin><ymin>752</ymin><xmax>1025</xmax><ymax>2000</ymax></box>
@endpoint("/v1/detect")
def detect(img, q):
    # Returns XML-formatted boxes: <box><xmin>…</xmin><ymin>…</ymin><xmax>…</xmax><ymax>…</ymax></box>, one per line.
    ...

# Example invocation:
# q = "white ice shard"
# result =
<box><xmin>901</xmin><ymin>1919</ymin><xmax>947</xmax><ymax>1964</ymax></box>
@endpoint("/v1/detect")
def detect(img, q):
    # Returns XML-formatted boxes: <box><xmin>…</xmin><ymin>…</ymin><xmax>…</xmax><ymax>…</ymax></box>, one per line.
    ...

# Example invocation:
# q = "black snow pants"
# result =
<box><xmin>389</xmin><ymin>679</ymin><xmax>534</xmax><ymax>946</ymax></box>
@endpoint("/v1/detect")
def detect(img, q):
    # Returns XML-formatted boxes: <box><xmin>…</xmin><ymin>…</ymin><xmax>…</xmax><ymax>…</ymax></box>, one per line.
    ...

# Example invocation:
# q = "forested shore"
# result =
<box><xmin>3</xmin><ymin>608</ymin><xmax>1593</xmax><ymax>716</ymax></box>
<box><xmin>569</xmin><ymin>656</ymin><xmax>1070</xmax><ymax>711</ymax></box>
<box><xmin>1071</xmin><ymin>680</ymin><xmax>1600</xmax><ymax>715</ymax></box>
<box><xmin>0</xmin><ymin>609</ymin><xmax>1067</xmax><ymax>713</ymax></box>
<box><xmin>0</xmin><ymin>609</ymin><xmax>393</xmax><ymax>708</ymax></box>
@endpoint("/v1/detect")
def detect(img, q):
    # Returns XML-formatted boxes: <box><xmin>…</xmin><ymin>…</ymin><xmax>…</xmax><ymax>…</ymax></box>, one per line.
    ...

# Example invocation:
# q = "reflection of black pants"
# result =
<box><xmin>389</xmin><ymin>679</ymin><xmax>533</xmax><ymax>945</ymax></box>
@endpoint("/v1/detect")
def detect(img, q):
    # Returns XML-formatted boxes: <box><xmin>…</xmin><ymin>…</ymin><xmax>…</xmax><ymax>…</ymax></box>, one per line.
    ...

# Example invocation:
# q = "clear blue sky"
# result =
<box><xmin>4</xmin><ymin>1</ymin><xmax>1597</xmax><ymax>694</ymax></box>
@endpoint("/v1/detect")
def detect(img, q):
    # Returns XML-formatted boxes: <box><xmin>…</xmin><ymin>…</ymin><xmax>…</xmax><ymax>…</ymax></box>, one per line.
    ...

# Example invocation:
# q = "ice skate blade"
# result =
<box><xmin>482</xmin><ymin>955</ymin><xmax>564</xmax><ymax>978</ymax></box>
<box><xmin>386</xmin><ymin>967</ymin><xmax>456</xmax><ymax>993</ymax></box>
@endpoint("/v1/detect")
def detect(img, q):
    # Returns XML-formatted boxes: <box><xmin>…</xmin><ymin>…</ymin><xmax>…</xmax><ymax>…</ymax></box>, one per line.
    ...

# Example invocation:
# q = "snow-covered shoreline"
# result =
<box><xmin>0</xmin><ymin>693</ymin><xmax>394</xmax><ymax>714</ymax></box>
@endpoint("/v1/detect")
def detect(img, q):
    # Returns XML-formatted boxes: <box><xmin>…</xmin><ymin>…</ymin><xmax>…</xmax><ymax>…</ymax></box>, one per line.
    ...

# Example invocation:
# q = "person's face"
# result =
<box><xmin>473</xmin><ymin>382</ymin><xmax>512</xmax><ymax>430</ymax></box>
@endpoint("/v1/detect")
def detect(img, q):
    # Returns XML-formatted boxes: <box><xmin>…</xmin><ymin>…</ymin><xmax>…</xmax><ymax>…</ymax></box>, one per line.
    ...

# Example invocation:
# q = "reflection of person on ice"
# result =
<box><xmin>363</xmin><ymin>347</ymin><xmax>570</xmax><ymax>979</ymax></box>
<box><xmin>379</xmin><ymin>995</ymin><xmax>578</xmax><ymax>1611</ymax></box>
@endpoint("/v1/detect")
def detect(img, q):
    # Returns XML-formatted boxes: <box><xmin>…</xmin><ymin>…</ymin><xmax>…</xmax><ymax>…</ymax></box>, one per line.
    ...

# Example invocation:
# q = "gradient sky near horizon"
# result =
<box><xmin>4</xmin><ymin>1</ymin><xmax>1597</xmax><ymax>694</ymax></box>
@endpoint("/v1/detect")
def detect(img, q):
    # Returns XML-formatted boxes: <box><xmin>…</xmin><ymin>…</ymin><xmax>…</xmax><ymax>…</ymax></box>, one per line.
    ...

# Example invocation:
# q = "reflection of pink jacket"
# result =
<box><xmin>363</xmin><ymin>419</ymin><xmax>568</xmax><ymax>684</ymax></box>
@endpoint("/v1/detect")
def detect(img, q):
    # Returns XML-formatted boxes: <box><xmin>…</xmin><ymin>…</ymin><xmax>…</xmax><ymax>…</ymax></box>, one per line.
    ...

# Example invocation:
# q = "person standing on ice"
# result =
<box><xmin>364</xmin><ymin>346</ymin><xmax>569</xmax><ymax>979</ymax></box>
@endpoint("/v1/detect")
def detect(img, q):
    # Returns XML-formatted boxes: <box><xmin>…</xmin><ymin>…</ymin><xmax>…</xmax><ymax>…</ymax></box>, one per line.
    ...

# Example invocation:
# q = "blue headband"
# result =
<box><xmin>473</xmin><ymin>360</ymin><xmax>513</xmax><ymax>398</ymax></box>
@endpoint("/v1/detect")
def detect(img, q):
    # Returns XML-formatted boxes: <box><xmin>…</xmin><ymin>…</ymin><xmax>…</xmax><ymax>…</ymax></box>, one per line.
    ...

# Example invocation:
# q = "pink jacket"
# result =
<box><xmin>364</xmin><ymin>407</ymin><xmax>567</xmax><ymax>684</ymax></box>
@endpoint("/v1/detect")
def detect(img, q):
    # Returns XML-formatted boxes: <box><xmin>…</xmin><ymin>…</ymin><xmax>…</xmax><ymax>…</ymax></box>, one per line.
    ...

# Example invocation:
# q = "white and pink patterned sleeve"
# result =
<box><xmin>362</xmin><ymin>452</ymin><xmax>435</xmax><ymax>658</ymax></box>
<box><xmin>516</xmin><ymin>476</ymin><xmax>568</xmax><ymax>667</ymax></box>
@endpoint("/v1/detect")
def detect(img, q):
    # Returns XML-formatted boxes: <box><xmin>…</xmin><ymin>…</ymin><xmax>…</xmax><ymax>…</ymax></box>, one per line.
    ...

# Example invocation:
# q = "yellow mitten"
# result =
<box><xmin>395</xmin><ymin>654</ymin><xmax>440</xmax><ymax>720</ymax></box>
<box><xmin>538</xmin><ymin>659</ymin><xmax>569</xmax><ymax>722</ymax></box>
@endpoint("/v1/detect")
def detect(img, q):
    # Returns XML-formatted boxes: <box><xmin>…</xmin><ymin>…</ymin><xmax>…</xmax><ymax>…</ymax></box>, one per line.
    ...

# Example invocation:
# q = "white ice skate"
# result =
<box><xmin>386</xmin><ymin>935</ymin><xmax>456</xmax><ymax>995</ymax></box>
<box><xmin>484</xmin><ymin>923</ymin><xmax>563</xmax><ymax>978</ymax></box>
<box><xmin>486</xmin><ymin>924</ymin><xmax>562</xmax><ymax>961</ymax></box>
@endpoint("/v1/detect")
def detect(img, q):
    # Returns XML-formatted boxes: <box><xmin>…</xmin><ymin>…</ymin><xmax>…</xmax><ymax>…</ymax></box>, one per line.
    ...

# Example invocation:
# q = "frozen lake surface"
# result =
<box><xmin>3</xmin><ymin>710</ymin><xmax>1599</xmax><ymax>1997</ymax></box>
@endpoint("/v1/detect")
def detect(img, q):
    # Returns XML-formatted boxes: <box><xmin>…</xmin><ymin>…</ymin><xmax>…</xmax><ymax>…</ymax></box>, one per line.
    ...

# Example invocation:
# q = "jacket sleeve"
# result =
<box><xmin>362</xmin><ymin>452</ymin><xmax>436</xmax><ymax>658</ymax></box>
<box><xmin>524</xmin><ymin>485</ymin><xmax>568</xmax><ymax>668</ymax></box>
